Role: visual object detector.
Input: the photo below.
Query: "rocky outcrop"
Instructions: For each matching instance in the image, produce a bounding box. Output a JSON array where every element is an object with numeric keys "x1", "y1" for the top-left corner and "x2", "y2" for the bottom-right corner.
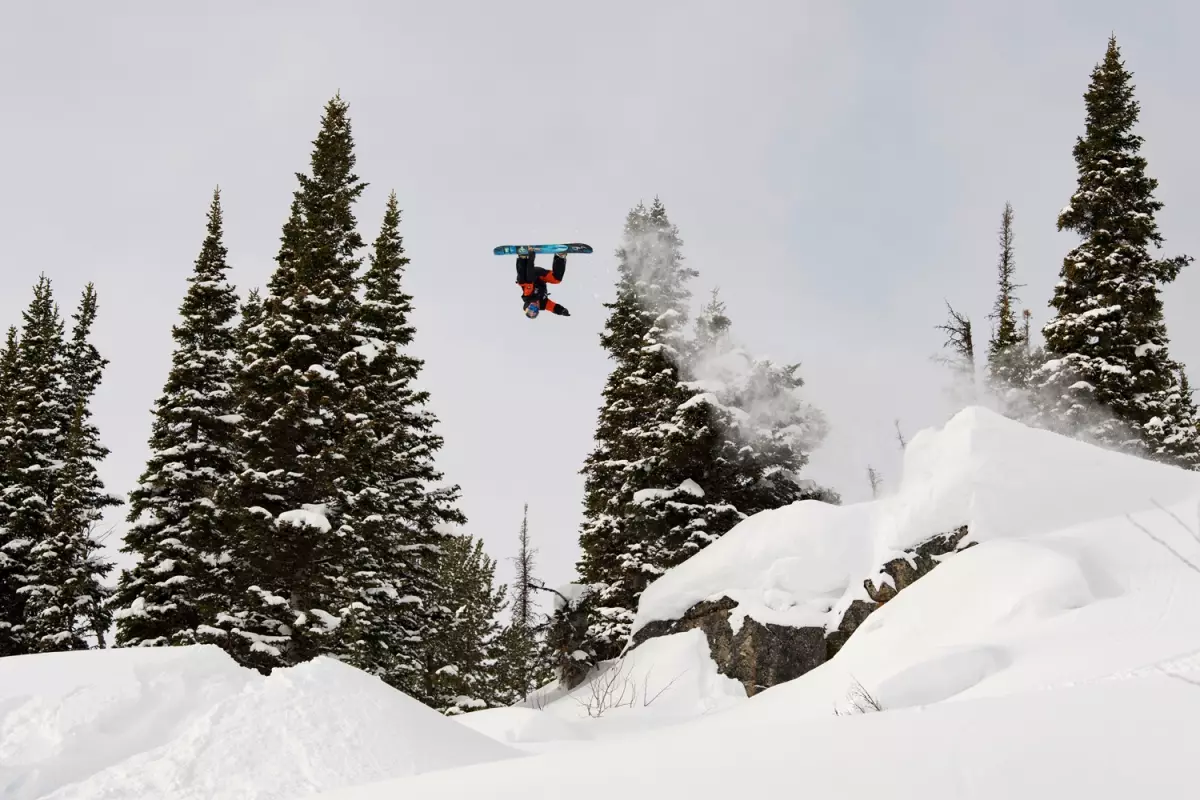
[{"x1": 630, "y1": 525, "x2": 971, "y2": 696}]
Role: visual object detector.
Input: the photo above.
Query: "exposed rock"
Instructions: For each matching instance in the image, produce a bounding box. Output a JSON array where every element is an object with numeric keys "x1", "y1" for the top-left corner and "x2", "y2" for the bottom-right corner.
[{"x1": 629, "y1": 526, "x2": 972, "y2": 696}]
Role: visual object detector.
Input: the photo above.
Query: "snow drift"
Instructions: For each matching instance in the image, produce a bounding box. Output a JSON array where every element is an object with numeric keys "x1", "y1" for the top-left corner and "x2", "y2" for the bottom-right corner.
[
  {"x1": 0, "y1": 645, "x2": 517, "y2": 800},
  {"x1": 631, "y1": 405, "x2": 1200, "y2": 637}
]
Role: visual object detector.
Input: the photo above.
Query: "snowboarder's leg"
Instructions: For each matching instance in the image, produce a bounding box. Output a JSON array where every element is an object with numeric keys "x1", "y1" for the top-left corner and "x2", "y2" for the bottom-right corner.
[
  {"x1": 551, "y1": 253, "x2": 567, "y2": 283},
  {"x1": 515, "y1": 252, "x2": 536, "y2": 285}
]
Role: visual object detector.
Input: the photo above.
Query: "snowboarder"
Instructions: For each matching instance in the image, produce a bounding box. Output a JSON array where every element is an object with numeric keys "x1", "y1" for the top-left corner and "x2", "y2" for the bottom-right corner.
[{"x1": 516, "y1": 251, "x2": 571, "y2": 319}]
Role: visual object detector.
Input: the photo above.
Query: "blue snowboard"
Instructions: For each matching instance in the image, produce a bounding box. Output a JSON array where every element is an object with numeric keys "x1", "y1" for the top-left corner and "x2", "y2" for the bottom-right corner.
[{"x1": 493, "y1": 242, "x2": 593, "y2": 256}]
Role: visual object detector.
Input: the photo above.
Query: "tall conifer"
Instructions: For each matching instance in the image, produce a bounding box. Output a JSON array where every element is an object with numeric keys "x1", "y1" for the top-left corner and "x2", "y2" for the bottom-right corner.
[
  {"x1": 115, "y1": 189, "x2": 241, "y2": 646},
  {"x1": 1034, "y1": 37, "x2": 1199, "y2": 467}
]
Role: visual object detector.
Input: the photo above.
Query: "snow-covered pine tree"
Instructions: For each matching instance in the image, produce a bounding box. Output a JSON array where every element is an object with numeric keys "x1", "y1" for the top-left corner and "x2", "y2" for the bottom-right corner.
[
  {"x1": 685, "y1": 289, "x2": 837, "y2": 519},
  {"x1": 0, "y1": 326, "x2": 17, "y2": 428},
  {"x1": 337, "y1": 191, "x2": 464, "y2": 697},
  {"x1": 114, "y1": 189, "x2": 241, "y2": 647},
  {"x1": 424, "y1": 533, "x2": 507, "y2": 714},
  {"x1": 21, "y1": 398, "x2": 114, "y2": 651},
  {"x1": 0, "y1": 277, "x2": 69, "y2": 655},
  {"x1": 0, "y1": 325, "x2": 17, "y2": 520},
  {"x1": 1033, "y1": 37, "x2": 1199, "y2": 468},
  {"x1": 214, "y1": 95, "x2": 378, "y2": 671},
  {"x1": 576, "y1": 198, "x2": 703, "y2": 661}
]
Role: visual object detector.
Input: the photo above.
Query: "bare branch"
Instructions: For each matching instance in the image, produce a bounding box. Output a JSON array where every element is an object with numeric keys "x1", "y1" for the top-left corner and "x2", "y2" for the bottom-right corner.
[
  {"x1": 833, "y1": 675, "x2": 883, "y2": 715},
  {"x1": 1149, "y1": 498, "x2": 1200, "y2": 548},
  {"x1": 1125, "y1": 513, "x2": 1200, "y2": 578},
  {"x1": 642, "y1": 667, "x2": 688, "y2": 707}
]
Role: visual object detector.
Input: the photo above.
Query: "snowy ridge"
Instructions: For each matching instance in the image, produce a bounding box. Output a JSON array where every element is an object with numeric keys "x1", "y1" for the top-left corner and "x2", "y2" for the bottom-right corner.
[{"x1": 630, "y1": 406, "x2": 1200, "y2": 636}]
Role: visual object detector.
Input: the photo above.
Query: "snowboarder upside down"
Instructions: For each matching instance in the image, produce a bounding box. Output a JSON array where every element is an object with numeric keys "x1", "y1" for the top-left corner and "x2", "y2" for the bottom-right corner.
[{"x1": 516, "y1": 251, "x2": 570, "y2": 319}]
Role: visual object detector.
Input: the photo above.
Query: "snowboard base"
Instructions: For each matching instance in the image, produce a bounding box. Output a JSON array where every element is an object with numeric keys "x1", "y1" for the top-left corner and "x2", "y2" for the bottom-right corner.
[{"x1": 494, "y1": 243, "x2": 593, "y2": 256}]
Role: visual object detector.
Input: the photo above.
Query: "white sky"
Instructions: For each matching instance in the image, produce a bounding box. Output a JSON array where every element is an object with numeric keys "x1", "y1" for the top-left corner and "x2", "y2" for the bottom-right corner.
[{"x1": 2, "y1": 1, "x2": 1197, "y2": 599}]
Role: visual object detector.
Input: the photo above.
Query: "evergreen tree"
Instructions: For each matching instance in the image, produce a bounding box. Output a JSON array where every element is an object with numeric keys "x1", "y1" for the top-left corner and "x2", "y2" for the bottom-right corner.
[
  {"x1": 114, "y1": 189, "x2": 241, "y2": 647},
  {"x1": 1033, "y1": 37, "x2": 1199, "y2": 467},
  {"x1": 0, "y1": 326, "x2": 17, "y2": 432},
  {"x1": 337, "y1": 191, "x2": 464, "y2": 696},
  {"x1": 935, "y1": 302, "x2": 975, "y2": 376},
  {"x1": 60, "y1": 284, "x2": 122, "y2": 529},
  {"x1": 215, "y1": 96, "x2": 371, "y2": 670},
  {"x1": 512, "y1": 503, "x2": 534, "y2": 630},
  {"x1": 686, "y1": 289, "x2": 837, "y2": 517},
  {"x1": 986, "y1": 203, "x2": 1030, "y2": 393},
  {"x1": 1, "y1": 279, "x2": 117, "y2": 654},
  {"x1": 21, "y1": 400, "x2": 114, "y2": 650},
  {"x1": 0, "y1": 277, "x2": 69, "y2": 655},
  {"x1": 424, "y1": 533, "x2": 507, "y2": 714},
  {"x1": 576, "y1": 199, "x2": 703, "y2": 660},
  {"x1": 494, "y1": 504, "x2": 554, "y2": 703},
  {"x1": 577, "y1": 199, "x2": 838, "y2": 663}
]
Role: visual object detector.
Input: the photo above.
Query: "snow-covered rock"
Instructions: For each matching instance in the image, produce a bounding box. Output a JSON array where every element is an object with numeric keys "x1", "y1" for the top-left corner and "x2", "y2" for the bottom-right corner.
[
  {"x1": 618, "y1": 406, "x2": 1200, "y2": 694},
  {"x1": 632, "y1": 406, "x2": 1200, "y2": 638}
]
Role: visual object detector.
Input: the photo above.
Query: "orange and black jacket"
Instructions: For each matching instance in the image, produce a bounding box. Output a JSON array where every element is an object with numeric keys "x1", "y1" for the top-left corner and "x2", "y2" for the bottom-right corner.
[{"x1": 516, "y1": 253, "x2": 568, "y2": 313}]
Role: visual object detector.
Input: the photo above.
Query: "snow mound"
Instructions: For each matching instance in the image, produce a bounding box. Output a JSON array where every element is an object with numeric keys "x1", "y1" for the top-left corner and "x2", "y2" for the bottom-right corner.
[
  {"x1": 0, "y1": 645, "x2": 517, "y2": 800},
  {"x1": 631, "y1": 406, "x2": 1200, "y2": 635}
]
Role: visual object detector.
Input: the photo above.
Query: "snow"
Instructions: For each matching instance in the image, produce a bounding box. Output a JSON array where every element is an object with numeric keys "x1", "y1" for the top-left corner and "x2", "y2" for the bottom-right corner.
[
  {"x1": 310, "y1": 405, "x2": 1200, "y2": 800},
  {"x1": 276, "y1": 504, "x2": 331, "y2": 533},
  {"x1": 0, "y1": 645, "x2": 516, "y2": 800},
  {"x1": 314, "y1": 674, "x2": 1200, "y2": 800},
  {"x1": 631, "y1": 406, "x2": 1200, "y2": 635},
  {"x1": 632, "y1": 479, "x2": 706, "y2": 505},
  {"x1": 8, "y1": 406, "x2": 1200, "y2": 800}
]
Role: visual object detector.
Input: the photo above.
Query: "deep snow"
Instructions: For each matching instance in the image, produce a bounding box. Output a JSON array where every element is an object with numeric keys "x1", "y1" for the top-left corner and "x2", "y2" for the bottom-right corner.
[
  {"x1": 0, "y1": 645, "x2": 516, "y2": 800},
  {"x1": 318, "y1": 406, "x2": 1200, "y2": 799},
  {"x1": 5, "y1": 406, "x2": 1200, "y2": 800}
]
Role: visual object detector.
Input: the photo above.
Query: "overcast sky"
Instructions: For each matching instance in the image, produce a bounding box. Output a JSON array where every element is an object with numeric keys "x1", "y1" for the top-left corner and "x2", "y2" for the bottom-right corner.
[{"x1": 2, "y1": 1, "x2": 1197, "y2": 597}]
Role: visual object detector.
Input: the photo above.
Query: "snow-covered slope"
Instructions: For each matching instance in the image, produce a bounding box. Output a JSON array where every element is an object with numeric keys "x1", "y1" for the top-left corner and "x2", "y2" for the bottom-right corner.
[
  {"x1": 0, "y1": 645, "x2": 517, "y2": 800},
  {"x1": 316, "y1": 406, "x2": 1200, "y2": 799},
  {"x1": 6, "y1": 407, "x2": 1200, "y2": 800}
]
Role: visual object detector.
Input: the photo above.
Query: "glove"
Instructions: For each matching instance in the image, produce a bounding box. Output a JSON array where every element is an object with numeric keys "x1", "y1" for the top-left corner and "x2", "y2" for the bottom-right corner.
[{"x1": 553, "y1": 305, "x2": 570, "y2": 316}]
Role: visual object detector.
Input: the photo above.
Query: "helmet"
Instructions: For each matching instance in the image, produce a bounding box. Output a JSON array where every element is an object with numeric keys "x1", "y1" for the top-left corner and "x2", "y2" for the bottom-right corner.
[{"x1": 525, "y1": 302, "x2": 540, "y2": 319}]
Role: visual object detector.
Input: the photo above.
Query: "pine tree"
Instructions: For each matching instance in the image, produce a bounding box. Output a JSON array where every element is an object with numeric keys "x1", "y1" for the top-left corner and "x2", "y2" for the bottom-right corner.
[
  {"x1": 0, "y1": 277, "x2": 69, "y2": 655},
  {"x1": 986, "y1": 203, "x2": 1030, "y2": 393},
  {"x1": 936, "y1": 302, "x2": 975, "y2": 376},
  {"x1": 213, "y1": 95, "x2": 386, "y2": 670},
  {"x1": 21, "y1": 400, "x2": 114, "y2": 650},
  {"x1": 494, "y1": 504, "x2": 554, "y2": 703},
  {"x1": 512, "y1": 503, "x2": 534, "y2": 630},
  {"x1": 114, "y1": 189, "x2": 241, "y2": 647},
  {"x1": 0, "y1": 326, "x2": 17, "y2": 431},
  {"x1": 337, "y1": 191, "x2": 464, "y2": 695},
  {"x1": 424, "y1": 533, "x2": 507, "y2": 714},
  {"x1": 686, "y1": 289, "x2": 837, "y2": 517},
  {"x1": 576, "y1": 199, "x2": 703, "y2": 660},
  {"x1": 1034, "y1": 37, "x2": 1199, "y2": 467},
  {"x1": 60, "y1": 284, "x2": 122, "y2": 528}
]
